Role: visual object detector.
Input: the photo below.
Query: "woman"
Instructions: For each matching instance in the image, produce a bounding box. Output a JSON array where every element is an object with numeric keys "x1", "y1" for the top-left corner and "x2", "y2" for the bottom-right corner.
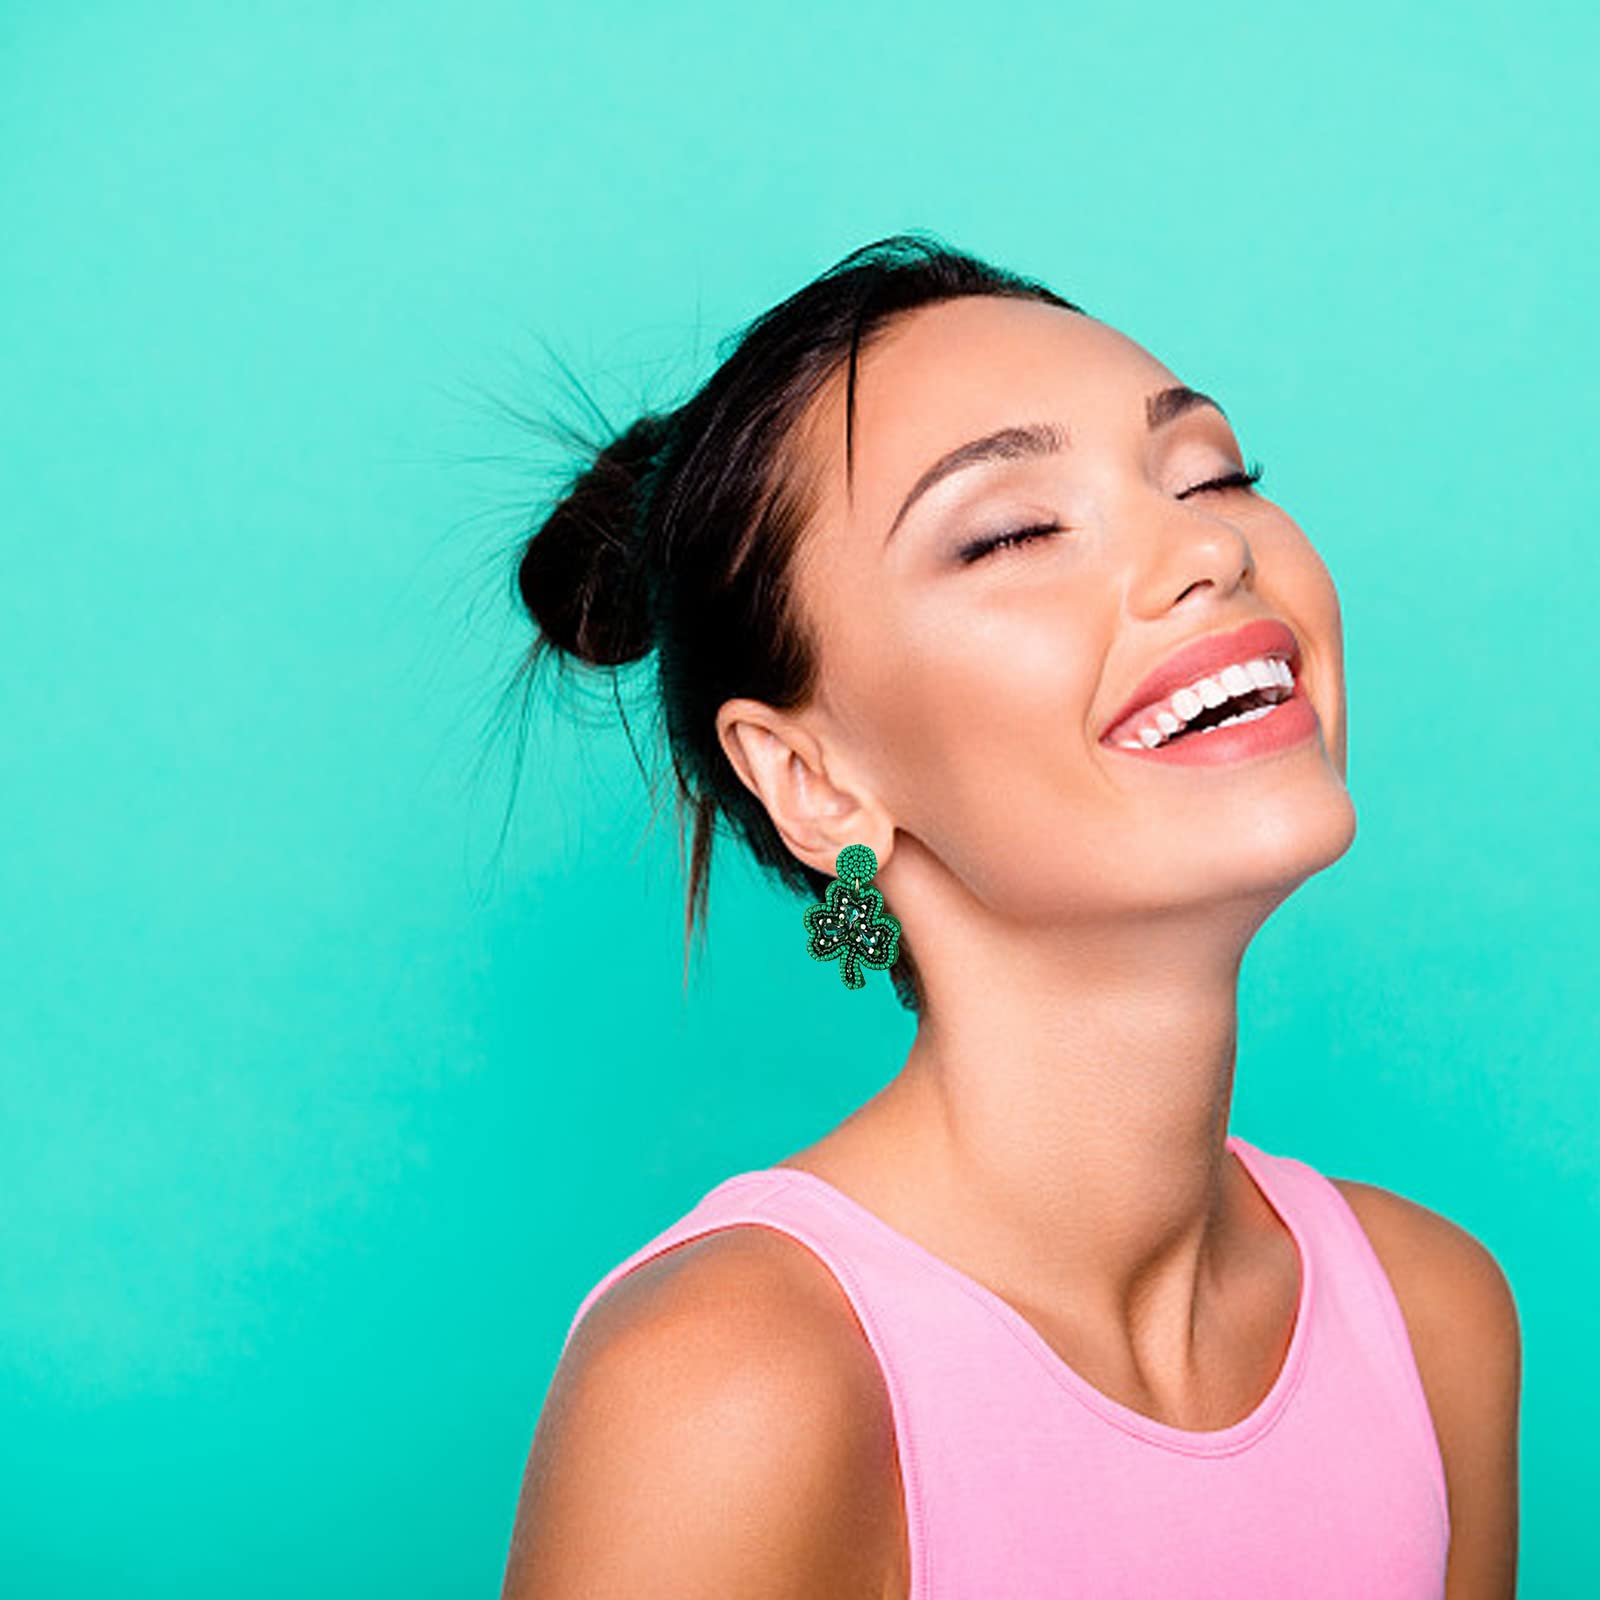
[{"x1": 498, "y1": 234, "x2": 1519, "y2": 1597}]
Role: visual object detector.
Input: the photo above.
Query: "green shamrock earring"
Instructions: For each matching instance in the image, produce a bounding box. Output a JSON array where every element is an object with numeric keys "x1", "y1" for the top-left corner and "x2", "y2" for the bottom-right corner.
[{"x1": 801, "y1": 843, "x2": 902, "y2": 991}]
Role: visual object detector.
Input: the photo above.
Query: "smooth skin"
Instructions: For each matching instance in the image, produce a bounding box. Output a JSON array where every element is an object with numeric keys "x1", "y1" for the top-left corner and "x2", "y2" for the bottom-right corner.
[{"x1": 502, "y1": 298, "x2": 1520, "y2": 1598}]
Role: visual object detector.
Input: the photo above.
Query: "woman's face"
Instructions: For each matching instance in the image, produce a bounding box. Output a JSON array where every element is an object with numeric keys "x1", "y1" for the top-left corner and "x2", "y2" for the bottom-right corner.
[{"x1": 749, "y1": 294, "x2": 1355, "y2": 926}]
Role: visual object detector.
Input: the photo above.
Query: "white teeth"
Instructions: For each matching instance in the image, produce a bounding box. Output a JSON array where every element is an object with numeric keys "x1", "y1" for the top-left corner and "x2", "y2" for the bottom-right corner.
[{"x1": 1115, "y1": 652, "x2": 1298, "y2": 751}]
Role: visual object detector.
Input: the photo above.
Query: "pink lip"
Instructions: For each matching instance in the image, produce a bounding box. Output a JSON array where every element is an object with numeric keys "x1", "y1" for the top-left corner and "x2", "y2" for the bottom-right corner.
[{"x1": 1099, "y1": 617, "x2": 1304, "y2": 746}]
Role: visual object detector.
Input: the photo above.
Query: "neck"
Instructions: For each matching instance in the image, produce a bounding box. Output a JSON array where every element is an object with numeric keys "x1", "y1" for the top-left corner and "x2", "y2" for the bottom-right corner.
[{"x1": 827, "y1": 895, "x2": 1280, "y2": 1361}]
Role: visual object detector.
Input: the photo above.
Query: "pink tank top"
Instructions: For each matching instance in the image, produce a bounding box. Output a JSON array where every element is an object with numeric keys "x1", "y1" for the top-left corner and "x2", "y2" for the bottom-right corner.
[{"x1": 559, "y1": 1132, "x2": 1451, "y2": 1597}]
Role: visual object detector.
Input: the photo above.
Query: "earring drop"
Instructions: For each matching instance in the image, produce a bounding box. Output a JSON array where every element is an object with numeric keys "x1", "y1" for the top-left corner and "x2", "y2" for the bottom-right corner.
[{"x1": 801, "y1": 843, "x2": 901, "y2": 991}]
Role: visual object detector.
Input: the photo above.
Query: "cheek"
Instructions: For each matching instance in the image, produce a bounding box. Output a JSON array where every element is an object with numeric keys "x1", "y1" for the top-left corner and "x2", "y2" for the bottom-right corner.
[
  {"x1": 1270, "y1": 525, "x2": 1347, "y2": 771},
  {"x1": 853, "y1": 589, "x2": 1118, "y2": 902},
  {"x1": 895, "y1": 589, "x2": 1103, "y2": 753},
  {"x1": 1286, "y1": 530, "x2": 1344, "y2": 641}
]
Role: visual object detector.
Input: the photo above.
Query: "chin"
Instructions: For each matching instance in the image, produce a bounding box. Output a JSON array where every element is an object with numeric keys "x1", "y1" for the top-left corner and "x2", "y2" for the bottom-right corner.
[{"x1": 1227, "y1": 779, "x2": 1358, "y2": 900}]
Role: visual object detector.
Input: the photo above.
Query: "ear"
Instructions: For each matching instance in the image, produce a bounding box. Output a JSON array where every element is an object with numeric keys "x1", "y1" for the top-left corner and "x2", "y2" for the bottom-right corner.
[{"x1": 715, "y1": 697, "x2": 893, "y2": 879}]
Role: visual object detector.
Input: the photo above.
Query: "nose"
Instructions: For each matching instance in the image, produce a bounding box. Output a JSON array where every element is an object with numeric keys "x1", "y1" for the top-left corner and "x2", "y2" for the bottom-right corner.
[{"x1": 1122, "y1": 491, "x2": 1256, "y2": 619}]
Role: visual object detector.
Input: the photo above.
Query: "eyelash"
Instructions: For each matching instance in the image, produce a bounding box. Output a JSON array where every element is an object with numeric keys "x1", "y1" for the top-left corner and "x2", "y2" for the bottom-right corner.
[{"x1": 956, "y1": 459, "x2": 1267, "y2": 564}]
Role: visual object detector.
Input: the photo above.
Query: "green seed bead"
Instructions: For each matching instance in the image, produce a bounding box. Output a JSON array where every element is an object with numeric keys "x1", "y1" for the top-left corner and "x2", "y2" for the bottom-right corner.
[{"x1": 801, "y1": 843, "x2": 901, "y2": 992}]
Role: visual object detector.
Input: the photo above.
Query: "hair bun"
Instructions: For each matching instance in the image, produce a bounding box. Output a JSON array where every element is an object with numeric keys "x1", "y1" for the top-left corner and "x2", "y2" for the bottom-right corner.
[{"x1": 517, "y1": 412, "x2": 674, "y2": 668}]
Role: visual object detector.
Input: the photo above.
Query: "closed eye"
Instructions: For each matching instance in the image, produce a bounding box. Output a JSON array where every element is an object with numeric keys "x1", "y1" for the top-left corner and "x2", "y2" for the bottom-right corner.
[
  {"x1": 1177, "y1": 459, "x2": 1266, "y2": 501},
  {"x1": 957, "y1": 520, "x2": 1062, "y2": 563},
  {"x1": 957, "y1": 459, "x2": 1267, "y2": 565}
]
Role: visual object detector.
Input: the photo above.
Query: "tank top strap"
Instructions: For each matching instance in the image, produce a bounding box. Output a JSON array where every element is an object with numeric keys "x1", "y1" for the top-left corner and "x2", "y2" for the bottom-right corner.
[
  {"x1": 1236, "y1": 1137, "x2": 1451, "y2": 1531},
  {"x1": 558, "y1": 1168, "x2": 936, "y2": 1363}
]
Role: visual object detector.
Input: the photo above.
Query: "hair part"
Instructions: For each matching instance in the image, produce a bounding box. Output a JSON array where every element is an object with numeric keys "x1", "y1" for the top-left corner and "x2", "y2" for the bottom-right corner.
[{"x1": 504, "y1": 230, "x2": 1084, "y2": 1014}]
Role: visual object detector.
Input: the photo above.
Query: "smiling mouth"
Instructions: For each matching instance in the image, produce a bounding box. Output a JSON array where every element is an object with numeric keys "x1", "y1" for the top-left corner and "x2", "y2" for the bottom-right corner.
[
  {"x1": 1101, "y1": 661, "x2": 1320, "y2": 766},
  {"x1": 1103, "y1": 654, "x2": 1296, "y2": 750}
]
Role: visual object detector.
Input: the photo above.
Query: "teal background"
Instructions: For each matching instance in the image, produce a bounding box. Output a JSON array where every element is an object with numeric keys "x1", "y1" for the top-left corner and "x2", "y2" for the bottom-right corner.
[{"x1": 3, "y1": 2, "x2": 1593, "y2": 1593}]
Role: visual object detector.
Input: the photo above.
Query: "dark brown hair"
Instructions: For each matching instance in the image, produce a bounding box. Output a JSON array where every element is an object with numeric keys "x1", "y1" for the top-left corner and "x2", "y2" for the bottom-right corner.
[{"x1": 501, "y1": 230, "x2": 1083, "y2": 1013}]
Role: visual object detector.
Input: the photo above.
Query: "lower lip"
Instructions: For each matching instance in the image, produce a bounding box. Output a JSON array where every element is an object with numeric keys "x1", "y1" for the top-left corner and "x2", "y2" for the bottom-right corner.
[{"x1": 1104, "y1": 688, "x2": 1320, "y2": 766}]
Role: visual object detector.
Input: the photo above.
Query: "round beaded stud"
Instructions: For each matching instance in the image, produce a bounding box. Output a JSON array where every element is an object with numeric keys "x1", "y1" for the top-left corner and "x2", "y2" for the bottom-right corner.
[{"x1": 801, "y1": 843, "x2": 902, "y2": 991}]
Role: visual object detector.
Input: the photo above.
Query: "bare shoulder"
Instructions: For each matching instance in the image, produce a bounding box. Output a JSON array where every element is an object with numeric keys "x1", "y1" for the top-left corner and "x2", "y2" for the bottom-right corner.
[
  {"x1": 1328, "y1": 1175, "x2": 1522, "y2": 1380},
  {"x1": 1330, "y1": 1174, "x2": 1521, "y2": 1598},
  {"x1": 500, "y1": 1224, "x2": 907, "y2": 1600},
  {"x1": 1329, "y1": 1177, "x2": 1515, "y2": 1312}
]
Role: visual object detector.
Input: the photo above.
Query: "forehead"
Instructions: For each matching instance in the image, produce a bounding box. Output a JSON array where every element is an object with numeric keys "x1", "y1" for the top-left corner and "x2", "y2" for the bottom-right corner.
[{"x1": 793, "y1": 296, "x2": 1179, "y2": 534}]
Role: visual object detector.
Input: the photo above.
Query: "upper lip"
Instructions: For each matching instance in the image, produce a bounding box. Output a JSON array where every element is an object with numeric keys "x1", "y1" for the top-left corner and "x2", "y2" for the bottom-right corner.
[{"x1": 1099, "y1": 617, "x2": 1303, "y2": 743}]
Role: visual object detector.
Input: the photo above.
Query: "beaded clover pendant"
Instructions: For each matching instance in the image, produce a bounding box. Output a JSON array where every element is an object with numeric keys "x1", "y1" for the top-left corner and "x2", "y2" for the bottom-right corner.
[{"x1": 801, "y1": 844, "x2": 902, "y2": 991}]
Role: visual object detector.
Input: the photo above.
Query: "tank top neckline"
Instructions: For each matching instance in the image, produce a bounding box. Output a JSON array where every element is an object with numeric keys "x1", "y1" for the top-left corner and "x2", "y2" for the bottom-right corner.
[{"x1": 707, "y1": 1131, "x2": 1314, "y2": 1457}]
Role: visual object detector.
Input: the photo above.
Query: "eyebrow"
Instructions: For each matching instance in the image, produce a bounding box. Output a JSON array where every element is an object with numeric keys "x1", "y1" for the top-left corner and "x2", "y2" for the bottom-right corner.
[{"x1": 883, "y1": 384, "x2": 1228, "y2": 544}]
